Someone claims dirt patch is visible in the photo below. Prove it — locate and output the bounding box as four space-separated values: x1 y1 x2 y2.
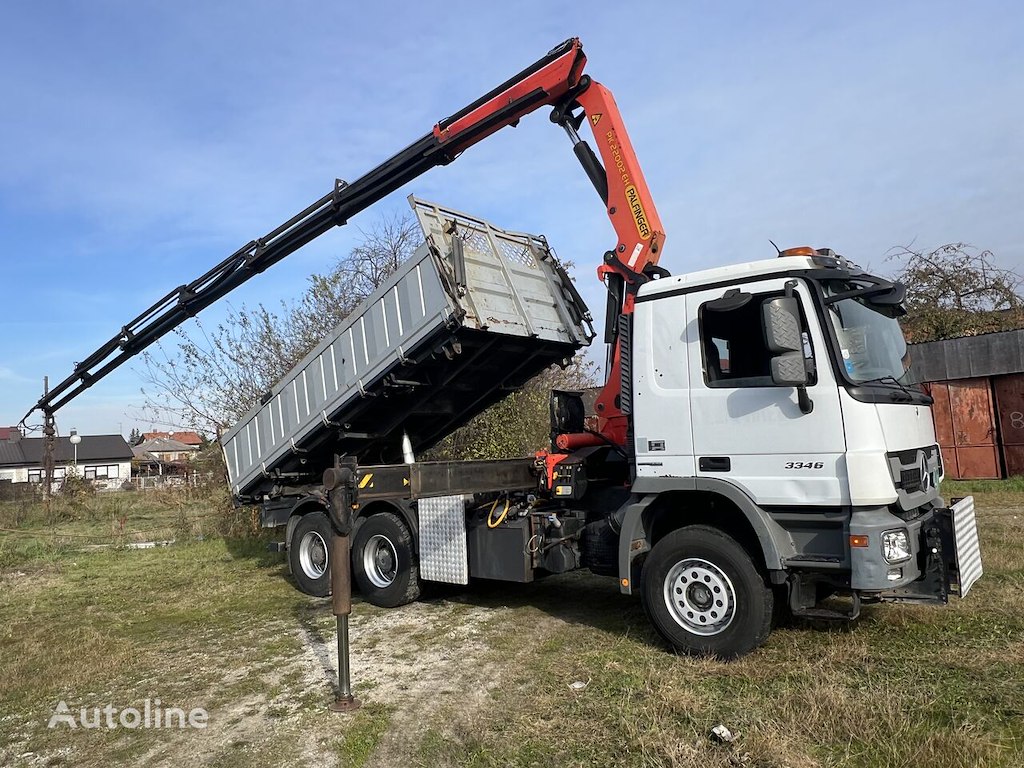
120 596 513 768
296 597 512 766
15 597 512 768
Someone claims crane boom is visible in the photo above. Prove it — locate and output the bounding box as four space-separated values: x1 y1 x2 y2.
24 37 664 448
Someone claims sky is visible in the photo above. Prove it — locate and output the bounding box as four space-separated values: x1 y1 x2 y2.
1 1 1022 438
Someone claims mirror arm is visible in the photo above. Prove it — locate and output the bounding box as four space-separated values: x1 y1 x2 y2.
797 386 814 414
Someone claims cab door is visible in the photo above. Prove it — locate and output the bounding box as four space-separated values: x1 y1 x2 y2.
686 277 847 506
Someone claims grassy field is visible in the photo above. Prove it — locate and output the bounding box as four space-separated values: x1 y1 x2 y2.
0 484 1022 767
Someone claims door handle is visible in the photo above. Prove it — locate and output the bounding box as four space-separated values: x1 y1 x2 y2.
699 457 731 472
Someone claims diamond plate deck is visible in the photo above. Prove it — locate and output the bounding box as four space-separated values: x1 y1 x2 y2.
418 494 469 585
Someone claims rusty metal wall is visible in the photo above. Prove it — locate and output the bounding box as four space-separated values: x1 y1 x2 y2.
925 378 1001 479
994 373 1024 477
926 382 959 478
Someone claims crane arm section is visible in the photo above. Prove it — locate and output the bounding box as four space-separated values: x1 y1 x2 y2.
25 37 665 451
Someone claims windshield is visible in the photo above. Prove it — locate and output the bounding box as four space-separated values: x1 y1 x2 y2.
820 279 912 384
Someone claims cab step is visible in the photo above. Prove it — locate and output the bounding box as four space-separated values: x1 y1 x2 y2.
792 592 861 622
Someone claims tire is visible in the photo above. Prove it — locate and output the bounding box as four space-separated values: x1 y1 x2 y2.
351 511 420 608
641 525 772 659
288 511 333 597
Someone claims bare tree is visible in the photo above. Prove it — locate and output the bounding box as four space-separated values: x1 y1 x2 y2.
887 243 1024 342
137 211 420 434
425 357 599 460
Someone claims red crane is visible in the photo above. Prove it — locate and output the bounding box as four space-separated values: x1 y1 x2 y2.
25 38 664 456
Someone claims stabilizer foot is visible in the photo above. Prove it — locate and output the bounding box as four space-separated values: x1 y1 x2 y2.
329 696 362 714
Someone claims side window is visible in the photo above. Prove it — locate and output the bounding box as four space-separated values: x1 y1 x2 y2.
699 291 815 388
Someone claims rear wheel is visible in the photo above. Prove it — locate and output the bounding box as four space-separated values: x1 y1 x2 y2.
351 511 420 608
289 511 333 597
641 525 772 659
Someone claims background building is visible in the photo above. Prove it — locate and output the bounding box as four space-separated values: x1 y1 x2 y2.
0 429 134 490
135 436 200 463
910 328 1024 479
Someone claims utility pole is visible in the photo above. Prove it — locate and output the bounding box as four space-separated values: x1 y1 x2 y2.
41 377 55 511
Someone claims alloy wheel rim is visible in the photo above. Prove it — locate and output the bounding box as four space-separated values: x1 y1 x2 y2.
363 534 398 588
664 557 736 636
298 530 328 579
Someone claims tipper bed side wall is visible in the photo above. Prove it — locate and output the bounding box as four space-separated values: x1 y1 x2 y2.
222 197 593 499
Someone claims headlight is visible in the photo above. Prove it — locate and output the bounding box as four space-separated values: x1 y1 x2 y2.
882 529 912 563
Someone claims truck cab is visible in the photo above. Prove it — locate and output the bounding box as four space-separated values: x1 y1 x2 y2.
610 248 980 655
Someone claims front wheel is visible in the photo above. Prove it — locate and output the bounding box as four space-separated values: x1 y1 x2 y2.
351 511 420 608
641 525 772 659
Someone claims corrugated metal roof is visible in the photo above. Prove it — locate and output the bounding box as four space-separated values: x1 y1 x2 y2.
910 328 1024 383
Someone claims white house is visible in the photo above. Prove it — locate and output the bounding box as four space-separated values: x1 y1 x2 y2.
0 429 134 491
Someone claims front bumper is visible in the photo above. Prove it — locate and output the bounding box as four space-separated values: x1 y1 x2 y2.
851 496 982 602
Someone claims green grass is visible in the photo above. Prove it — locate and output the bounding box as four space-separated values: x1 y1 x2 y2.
1 486 1022 766
0 533 394 767
336 704 393 766
0 485 257 569
943 475 1024 498
945 475 1024 491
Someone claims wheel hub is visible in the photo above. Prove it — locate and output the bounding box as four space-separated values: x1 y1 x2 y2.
375 548 394 573
363 534 398 589
664 557 736 636
298 531 329 579
688 582 713 609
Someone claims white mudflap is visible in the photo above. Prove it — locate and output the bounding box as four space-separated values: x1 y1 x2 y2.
418 494 469 585
951 495 983 597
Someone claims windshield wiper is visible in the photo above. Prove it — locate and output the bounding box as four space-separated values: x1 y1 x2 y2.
860 375 915 401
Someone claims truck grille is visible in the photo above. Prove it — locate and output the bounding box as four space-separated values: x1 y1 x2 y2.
899 467 923 493
886 445 941 511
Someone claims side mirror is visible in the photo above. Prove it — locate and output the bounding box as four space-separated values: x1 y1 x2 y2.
762 296 813 412
770 351 808 387
763 297 803 356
